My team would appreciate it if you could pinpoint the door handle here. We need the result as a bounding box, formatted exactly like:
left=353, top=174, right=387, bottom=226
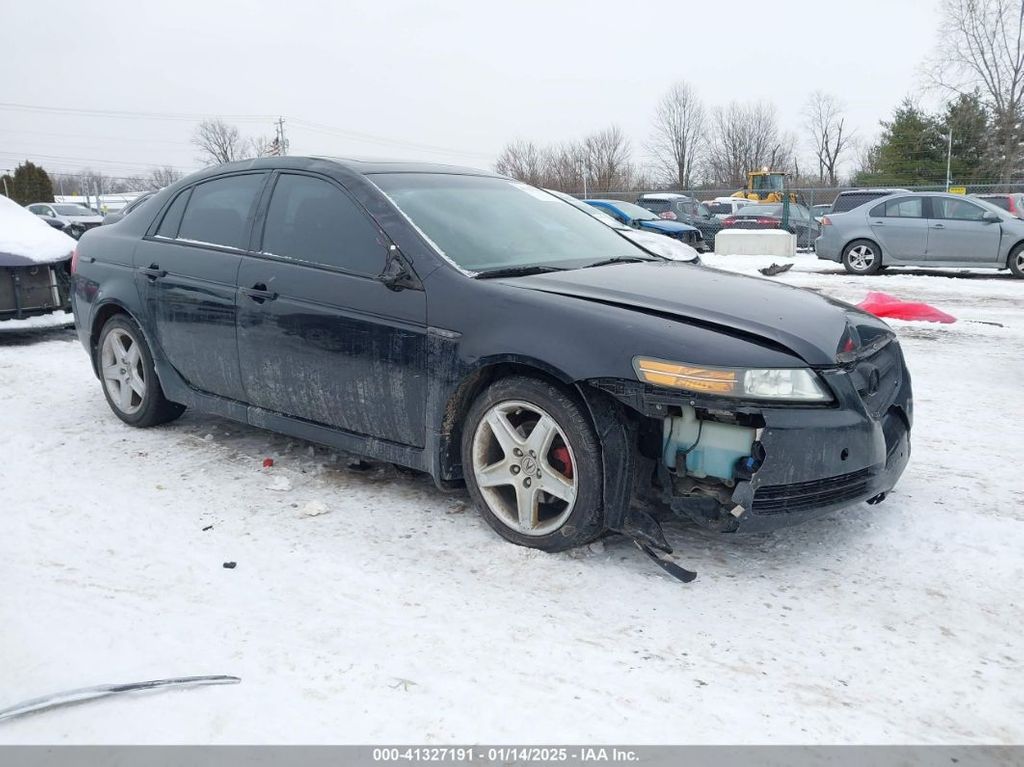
left=931, top=224, right=945, bottom=229
left=240, top=282, right=277, bottom=303
left=872, top=220, right=884, bottom=226
left=139, top=264, right=166, bottom=280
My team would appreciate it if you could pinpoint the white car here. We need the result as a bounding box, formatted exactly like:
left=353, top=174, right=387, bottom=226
left=706, top=197, right=754, bottom=220
left=26, top=202, right=104, bottom=239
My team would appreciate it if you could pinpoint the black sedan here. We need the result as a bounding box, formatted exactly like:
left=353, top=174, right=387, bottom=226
left=71, top=157, right=912, bottom=559
left=722, top=203, right=820, bottom=248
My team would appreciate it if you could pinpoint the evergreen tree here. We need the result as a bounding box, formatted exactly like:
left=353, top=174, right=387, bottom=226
left=942, top=91, right=991, bottom=184
left=2, top=161, right=55, bottom=205
left=855, top=99, right=946, bottom=186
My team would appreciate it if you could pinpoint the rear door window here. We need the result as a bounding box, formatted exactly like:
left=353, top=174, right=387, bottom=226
left=177, top=173, right=266, bottom=250
left=880, top=197, right=923, bottom=218
left=260, top=173, right=387, bottom=276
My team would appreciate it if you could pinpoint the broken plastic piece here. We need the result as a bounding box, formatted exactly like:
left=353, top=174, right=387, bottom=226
left=0, top=675, right=241, bottom=723
left=262, top=457, right=274, bottom=468
left=857, top=291, right=956, bottom=324
left=633, top=539, right=697, bottom=583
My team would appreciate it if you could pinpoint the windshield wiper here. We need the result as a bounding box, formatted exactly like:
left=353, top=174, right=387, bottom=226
left=582, top=256, right=657, bottom=269
left=474, top=265, right=566, bottom=279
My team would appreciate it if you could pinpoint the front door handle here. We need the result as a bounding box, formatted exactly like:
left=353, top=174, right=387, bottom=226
left=240, top=282, right=277, bottom=303
left=139, top=264, right=166, bottom=280
left=872, top=220, right=884, bottom=226
left=931, top=224, right=945, bottom=229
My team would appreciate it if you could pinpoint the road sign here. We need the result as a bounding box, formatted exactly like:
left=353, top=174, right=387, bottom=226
left=949, top=186, right=967, bottom=195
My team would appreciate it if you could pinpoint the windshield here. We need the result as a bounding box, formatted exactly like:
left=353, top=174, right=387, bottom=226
left=708, top=202, right=732, bottom=214
left=599, top=201, right=657, bottom=221
left=637, top=199, right=671, bottom=214
left=372, top=174, right=648, bottom=272
left=548, top=189, right=627, bottom=229
left=54, top=204, right=95, bottom=216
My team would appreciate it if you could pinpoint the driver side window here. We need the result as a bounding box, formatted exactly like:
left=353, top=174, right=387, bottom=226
left=933, top=197, right=986, bottom=221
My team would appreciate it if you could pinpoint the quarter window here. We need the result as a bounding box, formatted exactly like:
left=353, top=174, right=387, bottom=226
left=155, top=189, right=190, bottom=238
left=177, top=174, right=266, bottom=250
left=932, top=197, right=986, bottom=221
left=261, top=174, right=386, bottom=275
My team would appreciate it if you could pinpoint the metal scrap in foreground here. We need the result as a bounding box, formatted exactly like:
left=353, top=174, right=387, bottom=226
left=0, top=675, right=241, bottom=723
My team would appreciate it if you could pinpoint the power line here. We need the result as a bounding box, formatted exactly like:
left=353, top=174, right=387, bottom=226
left=0, top=102, right=274, bottom=123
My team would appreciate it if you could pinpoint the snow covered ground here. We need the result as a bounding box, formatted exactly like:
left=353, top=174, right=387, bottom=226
left=1, top=255, right=1021, bottom=744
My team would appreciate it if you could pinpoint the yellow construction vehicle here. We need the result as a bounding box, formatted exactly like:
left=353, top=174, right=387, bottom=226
left=731, top=169, right=800, bottom=203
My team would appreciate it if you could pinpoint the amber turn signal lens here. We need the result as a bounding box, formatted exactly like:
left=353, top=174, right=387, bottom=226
left=633, top=358, right=738, bottom=394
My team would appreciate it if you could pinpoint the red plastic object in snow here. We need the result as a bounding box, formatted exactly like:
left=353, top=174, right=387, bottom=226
left=262, top=458, right=274, bottom=468
left=856, top=291, right=956, bottom=324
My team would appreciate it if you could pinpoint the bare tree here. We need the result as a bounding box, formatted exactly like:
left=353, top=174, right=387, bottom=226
left=495, top=139, right=546, bottom=186
left=803, top=91, right=852, bottom=185
left=148, top=166, right=183, bottom=189
left=927, top=0, right=1024, bottom=182
left=647, top=82, right=705, bottom=188
left=192, top=119, right=248, bottom=165
left=583, top=125, right=635, bottom=193
left=705, top=101, right=794, bottom=186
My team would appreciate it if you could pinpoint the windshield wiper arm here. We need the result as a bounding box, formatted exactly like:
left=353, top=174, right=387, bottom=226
left=474, top=265, right=566, bottom=279
left=582, top=256, right=657, bottom=269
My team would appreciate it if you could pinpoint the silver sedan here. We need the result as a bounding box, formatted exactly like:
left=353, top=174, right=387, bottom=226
left=814, top=191, right=1024, bottom=278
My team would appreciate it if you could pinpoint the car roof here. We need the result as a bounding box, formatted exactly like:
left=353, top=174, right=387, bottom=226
left=639, top=193, right=688, bottom=200
left=836, top=188, right=910, bottom=194
left=181, top=156, right=497, bottom=182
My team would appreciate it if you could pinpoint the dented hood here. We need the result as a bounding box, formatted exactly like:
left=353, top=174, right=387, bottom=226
left=502, top=262, right=889, bottom=366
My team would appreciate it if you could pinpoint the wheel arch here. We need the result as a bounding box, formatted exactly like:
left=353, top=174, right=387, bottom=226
left=1005, top=238, right=1024, bottom=268
left=88, top=300, right=135, bottom=374
left=842, top=235, right=883, bottom=262
left=434, top=355, right=586, bottom=484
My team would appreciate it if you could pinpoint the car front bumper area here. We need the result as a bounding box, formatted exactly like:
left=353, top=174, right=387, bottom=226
left=588, top=340, right=913, bottom=534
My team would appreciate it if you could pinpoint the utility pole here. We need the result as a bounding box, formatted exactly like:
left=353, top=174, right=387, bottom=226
left=275, top=117, right=288, bottom=156
left=1, top=171, right=9, bottom=198
left=946, top=128, right=953, bottom=192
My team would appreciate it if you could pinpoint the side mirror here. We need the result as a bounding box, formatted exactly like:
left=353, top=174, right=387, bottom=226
left=982, top=211, right=1001, bottom=223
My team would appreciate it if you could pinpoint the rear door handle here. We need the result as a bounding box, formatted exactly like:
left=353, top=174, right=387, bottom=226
left=139, top=264, right=166, bottom=280
left=931, top=224, right=945, bottom=229
left=240, top=282, right=277, bottom=303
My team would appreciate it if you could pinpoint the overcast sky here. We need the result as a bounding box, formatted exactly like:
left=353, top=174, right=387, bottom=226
left=0, top=0, right=942, bottom=181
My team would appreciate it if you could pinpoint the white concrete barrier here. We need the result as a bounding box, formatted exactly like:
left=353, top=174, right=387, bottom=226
left=715, top=229, right=796, bottom=257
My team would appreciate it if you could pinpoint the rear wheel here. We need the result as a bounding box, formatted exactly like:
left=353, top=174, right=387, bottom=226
left=842, top=239, right=882, bottom=275
left=96, top=315, right=185, bottom=427
left=462, top=377, right=604, bottom=552
left=1009, top=244, right=1024, bottom=278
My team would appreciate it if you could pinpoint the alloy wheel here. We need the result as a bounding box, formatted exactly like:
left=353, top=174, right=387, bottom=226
left=100, top=328, right=146, bottom=415
left=1016, top=251, right=1024, bottom=273
left=848, top=244, right=876, bottom=271
left=471, top=400, right=578, bottom=536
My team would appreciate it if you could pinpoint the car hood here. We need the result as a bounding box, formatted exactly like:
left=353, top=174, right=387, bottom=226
left=639, top=219, right=697, bottom=234
left=501, top=262, right=890, bottom=365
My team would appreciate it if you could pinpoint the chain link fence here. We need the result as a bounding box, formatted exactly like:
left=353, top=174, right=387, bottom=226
left=573, top=183, right=1024, bottom=209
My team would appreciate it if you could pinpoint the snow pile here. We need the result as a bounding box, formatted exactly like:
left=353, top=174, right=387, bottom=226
left=0, top=194, right=76, bottom=264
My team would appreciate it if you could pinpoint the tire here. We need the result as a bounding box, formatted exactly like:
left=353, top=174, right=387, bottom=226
left=1009, top=243, right=1024, bottom=278
left=461, top=376, right=604, bottom=552
left=95, top=314, right=185, bottom=427
left=842, top=239, right=883, bottom=275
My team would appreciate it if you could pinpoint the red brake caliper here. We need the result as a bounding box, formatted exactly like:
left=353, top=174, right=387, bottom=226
left=550, top=446, right=573, bottom=479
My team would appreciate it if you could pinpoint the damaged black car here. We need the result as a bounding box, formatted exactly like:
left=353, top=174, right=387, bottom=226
left=71, top=157, right=912, bottom=557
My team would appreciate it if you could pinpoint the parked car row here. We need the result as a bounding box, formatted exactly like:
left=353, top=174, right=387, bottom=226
left=24, top=192, right=157, bottom=239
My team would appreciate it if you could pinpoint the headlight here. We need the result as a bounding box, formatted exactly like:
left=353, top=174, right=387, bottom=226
left=633, top=356, right=832, bottom=402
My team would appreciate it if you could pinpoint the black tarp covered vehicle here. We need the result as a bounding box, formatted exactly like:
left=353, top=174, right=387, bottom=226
left=0, top=195, right=75, bottom=321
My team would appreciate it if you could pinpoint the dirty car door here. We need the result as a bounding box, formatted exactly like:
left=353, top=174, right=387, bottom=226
left=867, top=196, right=928, bottom=260
left=236, top=172, right=427, bottom=447
left=135, top=173, right=267, bottom=402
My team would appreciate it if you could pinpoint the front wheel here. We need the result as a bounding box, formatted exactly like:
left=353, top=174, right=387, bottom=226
left=462, top=377, right=604, bottom=552
left=96, top=314, right=185, bottom=427
left=842, top=239, right=883, bottom=275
